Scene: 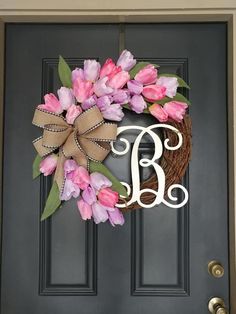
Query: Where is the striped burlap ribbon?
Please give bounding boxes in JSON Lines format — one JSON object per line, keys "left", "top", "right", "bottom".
{"left": 32, "top": 105, "right": 117, "bottom": 191}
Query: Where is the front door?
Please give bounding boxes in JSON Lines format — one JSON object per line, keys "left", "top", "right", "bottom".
{"left": 1, "top": 23, "right": 228, "bottom": 314}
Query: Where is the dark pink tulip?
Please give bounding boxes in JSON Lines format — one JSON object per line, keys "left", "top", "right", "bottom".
{"left": 163, "top": 101, "right": 188, "bottom": 122}
{"left": 142, "top": 85, "right": 166, "bottom": 102}
{"left": 149, "top": 104, "right": 168, "bottom": 122}
{"left": 135, "top": 64, "right": 158, "bottom": 85}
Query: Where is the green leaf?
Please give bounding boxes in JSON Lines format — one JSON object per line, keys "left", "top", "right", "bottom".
{"left": 32, "top": 154, "right": 42, "bottom": 179}
{"left": 41, "top": 181, "right": 61, "bottom": 221}
{"left": 129, "top": 62, "right": 159, "bottom": 79}
{"left": 159, "top": 73, "right": 190, "bottom": 89}
{"left": 173, "top": 92, "right": 191, "bottom": 105}
{"left": 58, "top": 55, "right": 72, "bottom": 88}
{"left": 89, "top": 161, "right": 128, "bottom": 198}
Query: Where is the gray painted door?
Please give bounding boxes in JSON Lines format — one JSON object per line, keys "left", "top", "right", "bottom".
{"left": 1, "top": 23, "right": 228, "bottom": 314}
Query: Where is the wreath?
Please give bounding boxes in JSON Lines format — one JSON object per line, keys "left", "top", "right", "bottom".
{"left": 32, "top": 50, "right": 191, "bottom": 226}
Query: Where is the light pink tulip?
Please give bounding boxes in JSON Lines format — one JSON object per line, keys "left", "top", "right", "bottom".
{"left": 77, "top": 198, "right": 92, "bottom": 220}
{"left": 60, "top": 178, "right": 80, "bottom": 201}
{"left": 135, "top": 64, "right": 158, "bottom": 85}
{"left": 94, "top": 77, "right": 113, "bottom": 97}
{"left": 149, "top": 104, "right": 168, "bottom": 122}
{"left": 102, "top": 103, "right": 124, "bottom": 121}
{"left": 108, "top": 207, "right": 125, "bottom": 227}
{"left": 81, "top": 95, "right": 97, "bottom": 110}
{"left": 92, "top": 202, "right": 109, "bottom": 224}
{"left": 163, "top": 101, "right": 188, "bottom": 122}
{"left": 65, "top": 104, "right": 82, "bottom": 124}
{"left": 38, "top": 93, "right": 63, "bottom": 114}
{"left": 72, "top": 166, "right": 90, "bottom": 190}
{"left": 73, "top": 77, "right": 93, "bottom": 103}
{"left": 156, "top": 77, "right": 179, "bottom": 98}
{"left": 64, "top": 159, "right": 77, "bottom": 176}
{"left": 72, "top": 68, "right": 84, "bottom": 82}
{"left": 127, "top": 80, "right": 143, "bottom": 95}
{"left": 96, "top": 95, "right": 112, "bottom": 111}
{"left": 107, "top": 71, "right": 130, "bottom": 89}
{"left": 100, "top": 58, "right": 122, "bottom": 79}
{"left": 117, "top": 50, "right": 136, "bottom": 71}
{"left": 97, "top": 187, "right": 119, "bottom": 207}
{"left": 84, "top": 59, "right": 101, "bottom": 82}
{"left": 142, "top": 85, "right": 166, "bottom": 102}
{"left": 90, "top": 172, "right": 112, "bottom": 191}
{"left": 57, "top": 87, "right": 75, "bottom": 110}
{"left": 39, "top": 154, "right": 58, "bottom": 176}
{"left": 130, "top": 95, "right": 147, "bottom": 114}
{"left": 112, "top": 89, "right": 130, "bottom": 104}
{"left": 82, "top": 186, "right": 97, "bottom": 205}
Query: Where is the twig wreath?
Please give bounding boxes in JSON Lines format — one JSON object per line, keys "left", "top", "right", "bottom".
{"left": 32, "top": 50, "right": 191, "bottom": 226}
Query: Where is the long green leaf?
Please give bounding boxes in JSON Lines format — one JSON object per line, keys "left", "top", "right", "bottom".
{"left": 32, "top": 154, "right": 42, "bottom": 179}
{"left": 129, "top": 62, "right": 159, "bottom": 79}
{"left": 89, "top": 161, "right": 128, "bottom": 197}
{"left": 58, "top": 55, "right": 72, "bottom": 88}
{"left": 159, "top": 73, "right": 190, "bottom": 89}
{"left": 41, "top": 181, "right": 61, "bottom": 221}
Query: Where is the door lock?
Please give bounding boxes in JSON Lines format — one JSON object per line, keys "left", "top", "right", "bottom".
{"left": 208, "top": 260, "right": 224, "bottom": 278}
{"left": 208, "top": 297, "right": 228, "bottom": 314}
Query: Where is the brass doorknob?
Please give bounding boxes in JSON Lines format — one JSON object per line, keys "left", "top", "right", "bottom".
{"left": 208, "top": 297, "right": 228, "bottom": 314}
{"left": 208, "top": 260, "right": 224, "bottom": 278}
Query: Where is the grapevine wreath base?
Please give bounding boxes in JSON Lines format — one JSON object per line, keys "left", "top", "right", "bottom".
{"left": 32, "top": 49, "right": 192, "bottom": 226}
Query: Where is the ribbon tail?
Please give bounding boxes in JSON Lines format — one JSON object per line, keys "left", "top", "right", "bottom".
{"left": 54, "top": 151, "right": 67, "bottom": 194}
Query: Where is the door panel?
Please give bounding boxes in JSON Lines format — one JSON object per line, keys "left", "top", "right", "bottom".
{"left": 1, "top": 23, "right": 228, "bottom": 314}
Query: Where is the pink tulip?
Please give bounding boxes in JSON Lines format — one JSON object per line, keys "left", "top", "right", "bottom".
{"left": 98, "top": 187, "right": 119, "bottom": 207}
{"left": 117, "top": 50, "right": 136, "bottom": 71}
{"left": 127, "top": 80, "right": 143, "bottom": 95}
{"left": 112, "top": 89, "right": 130, "bottom": 104}
{"left": 60, "top": 178, "right": 80, "bottom": 201}
{"left": 108, "top": 207, "right": 125, "bottom": 227}
{"left": 82, "top": 186, "right": 97, "bottom": 205}
{"left": 92, "top": 202, "right": 109, "bottom": 224}
{"left": 135, "top": 64, "right": 158, "bottom": 85}
{"left": 156, "top": 77, "right": 179, "bottom": 98}
{"left": 102, "top": 103, "right": 124, "bottom": 121}
{"left": 38, "top": 93, "right": 63, "bottom": 114}
{"left": 107, "top": 71, "right": 130, "bottom": 89}
{"left": 64, "top": 159, "right": 77, "bottom": 176}
{"left": 149, "top": 104, "right": 168, "bottom": 122}
{"left": 94, "top": 77, "right": 113, "bottom": 97}
{"left": 90, "top": 172, "right": 112, "bottom": 191}
{"left": 72, "top": 166, "right": 90, "bottom": 190}
{"left": 39, "top": 154, "right": 58, "bottom": 176}
{"left": 100, "top": 58, "right": 122, "bottom": 79}
{"left": 57, "top": 87, "right": 75, "bottom": 110}
{"left": 84, "top": 59, "right": 101, "bottom": 82}
{"left": 65, "top": 104, "right": 82, "bottom": 125}
{"left": 142, "top": 85, "right": 166, "bottom": 102}
{"left": 77, "top": 198, "right": 92, "bottom": 220}
{"left": 163, "top": 101, "right": 188, "bottom": 122}
{"left": 130, "top": 95, "right": 147, "bottom": 114}
{"left": 96, "top": 95, "right": 112, "bottom": 111}
{"left": 73, "top": 77, "right": 93, "bottom": 103}
{"left": 81, "top": 95, "right": 97, "bottom": 110}
{"left": 72, "top": 68, "right": 85, "bottom": 82}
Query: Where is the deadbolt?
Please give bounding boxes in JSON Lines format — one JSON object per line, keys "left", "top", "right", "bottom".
{"left": 208, "top": 260, "right": 224, "bottom": 278}
{"left": 208, "top": 297, "right": 228, "bottom": 314}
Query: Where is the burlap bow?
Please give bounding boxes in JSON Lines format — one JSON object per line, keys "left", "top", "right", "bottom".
{"left": 32, "top": 106, "right": 117, "bottom": 191}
